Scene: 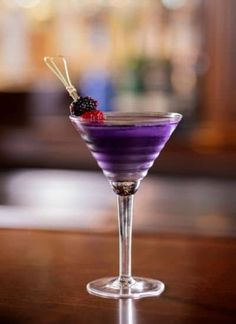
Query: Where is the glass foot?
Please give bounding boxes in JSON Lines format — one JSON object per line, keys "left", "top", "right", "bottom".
{"left": 87, "top": 276, "right": 165, "bottom": 299}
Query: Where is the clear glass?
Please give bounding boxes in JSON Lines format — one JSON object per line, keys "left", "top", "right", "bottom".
{"left": 70, "top": 112, "right": 182, "bottom": 299}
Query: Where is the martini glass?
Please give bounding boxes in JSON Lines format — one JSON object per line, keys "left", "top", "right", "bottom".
{"left": 70, "top": 112, "right": 182, "bottom": 299}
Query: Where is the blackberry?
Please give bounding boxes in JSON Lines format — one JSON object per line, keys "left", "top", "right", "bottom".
{"left": 70, "top": 96, "right": 98, "bottom": 116}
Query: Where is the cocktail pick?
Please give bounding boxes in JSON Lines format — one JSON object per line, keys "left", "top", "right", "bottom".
{"left": 44, "top": 55, "right": 103, "bottom": 120}
{"left": 44, "top": 56, "right": 79, "bottom": 101}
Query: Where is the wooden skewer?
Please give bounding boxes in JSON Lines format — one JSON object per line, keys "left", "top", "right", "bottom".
{"left": 44, "top": 55, "right": 79, "bottom": 101}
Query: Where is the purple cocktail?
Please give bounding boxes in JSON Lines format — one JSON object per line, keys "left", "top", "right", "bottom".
{"left": 44, "top": 56, "right": 182, "bottom": 299}
{"left": 70, "top": 112, "right": 182, "bottom": 299}
{"left": 70, "top": 113, "right": 179, "bottom": 182}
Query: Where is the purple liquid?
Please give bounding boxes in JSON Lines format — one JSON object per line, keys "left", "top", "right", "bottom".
{"left": 70, "top": 114, "right": 180, "bottom": 181}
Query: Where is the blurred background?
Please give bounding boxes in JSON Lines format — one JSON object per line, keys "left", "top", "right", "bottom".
{"left": 0, "top": 0, "right": 235, "bottom": 235}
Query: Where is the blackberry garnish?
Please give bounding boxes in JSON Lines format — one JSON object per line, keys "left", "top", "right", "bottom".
{"left": 70, "top": 96, "right": 98, "bottom": 116}
{"left": 44, "top": 56, "right": 104, "bottom": 121}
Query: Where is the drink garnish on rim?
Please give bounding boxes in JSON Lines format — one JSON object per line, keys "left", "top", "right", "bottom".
{"left": 44, "top": 56, "right": 104, "bottom": 120}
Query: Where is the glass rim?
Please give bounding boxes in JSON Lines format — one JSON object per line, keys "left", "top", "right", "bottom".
{"left": 70, "top": 111, "right": 182, "bottom": 125}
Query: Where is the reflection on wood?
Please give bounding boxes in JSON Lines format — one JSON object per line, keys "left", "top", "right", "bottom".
{"left": 0, "top": 170, "right": 235, "bottom": 237}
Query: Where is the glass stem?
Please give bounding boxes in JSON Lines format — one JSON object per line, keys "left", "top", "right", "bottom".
{"left": 117, "top": 194, "right": 134, "bottom": 284}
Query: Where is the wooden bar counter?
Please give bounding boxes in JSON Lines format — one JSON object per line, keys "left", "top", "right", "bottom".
{"left": 0, "top": 229, "right": 235, "bottom": 323}
{"left": 0, "top": 170, "right": 235, "bottom": 323}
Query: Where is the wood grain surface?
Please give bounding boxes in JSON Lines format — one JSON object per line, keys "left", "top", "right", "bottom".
{"left": 0, "top": 229, "right": 235, "bottom": 323}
